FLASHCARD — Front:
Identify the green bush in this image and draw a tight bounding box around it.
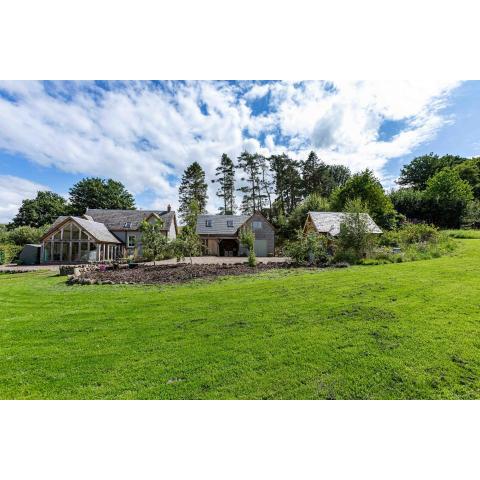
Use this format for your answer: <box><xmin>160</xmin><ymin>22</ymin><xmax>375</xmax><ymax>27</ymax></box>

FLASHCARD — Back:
<box><xmin>380</xmin><ymin>223</ymin><xmax>439</xmax><ymax>247</ymax></box>
<box><xmin>0</xmin><ymin>244</ymin><xmax>23</xmax><ymax>264</ymax></box>
<box><xmin>284</xmin><ymin>232</ymin><xmax>330</xmax><ymax>265</ymax></box>
<box><xmin>239</xmin><ymin>227</ymin><xmax>257</xmax><ymax>267</ymax></box>
<box><xmin>5</xmin><ymin>225</ymin><xmax>49</xmax><ymax>246</ymax></box>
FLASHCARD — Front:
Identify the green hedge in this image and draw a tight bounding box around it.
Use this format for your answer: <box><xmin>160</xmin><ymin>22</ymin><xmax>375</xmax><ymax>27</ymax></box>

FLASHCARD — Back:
<box><xmin>0</xmin><ymin>244</ymin><xmax>23</xmax><ymax>265</ymax></box>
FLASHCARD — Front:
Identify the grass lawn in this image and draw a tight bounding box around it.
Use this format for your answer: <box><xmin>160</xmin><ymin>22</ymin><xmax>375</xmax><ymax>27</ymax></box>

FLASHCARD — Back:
<box><xmin>1</xmin><ymin>238</ymin><xmax>480</xmax><ymax>399</ymax></box>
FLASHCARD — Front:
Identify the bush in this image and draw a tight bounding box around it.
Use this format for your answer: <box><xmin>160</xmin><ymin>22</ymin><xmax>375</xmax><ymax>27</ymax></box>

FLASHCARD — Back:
<box><xmin>380</xmin><ymin>223</ymin><xmax>439</xmax><ymax>247</ymax></box>
<box><xmin>284</xmin><ymin>232</ymin><xmax>330</xmax><ymax>265</ymax></box>
<box><xmin>5</xmin><ymin>225</ymin><xmax>49</xmax><ymax>246</ymax></box>
<box><xmin>239</xmin><ymin>227</ymin><xmax>256</xmax><ymax>267</ymax></box>
<box><xmin>0</xmin><ymin>244</ymin><xmax>23</xmax><ymax>264</ymax></box>
<box><xmin>335</xmin><ymin>198</ymin><xmax>378</xmax><ymax>262</ymax></box>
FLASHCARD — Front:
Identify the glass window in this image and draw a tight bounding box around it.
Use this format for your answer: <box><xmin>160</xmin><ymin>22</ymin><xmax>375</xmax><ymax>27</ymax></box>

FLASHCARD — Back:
<box><xmin>72</xmin><ymin>225</ymin><xmax>80</xmax><ymax>240</ymax></box>
<box><xmin>252</xmin><ymin>221</ymin><xmax>262</xmax><ymax>230</ymax></box>
<box><xmin>72</xmin><ymin>242</ymin><xmax>80</xmax><ymax>261</ymax></box>
<box><xmin>63</xmin><ymin>225</ymin><xmax>71</xmax><ymax>241</ymax></box>
<box><xmin>54</xmin><ymin>231</ymin><xmax>61</xmax><ymax>240</ymax></box>
<box><xmin>53</xmin><ymin>242</ymin><xmax>61</xmax><ymax>261</ymax></box>
<box><xmin>80</xmin><ymin>243</ymin><xmax>89</xmax><ymax>261</ymax></box>
<box><xmin>44</xmin><ymin>243</ymin><xmax>52</xmax><ymax>262</ymax></box>
<box><xmin>61</xmin><ymin>242</ymin><xmax>69</xmax><ymax>262</ymax></box>
<box><xmin>205</xmin><ymin>220</ymin><xmax>212</xmax><ymax>227</ymax></box>
<box><xmin>227</xmin><ymin>220</ymin><xmax>234</xmax><ymax>227</ymax></box>
<box><xmin>128</xmin><ymin>235</ymin><xmax>136</xmax><ymax>247</ymax></box>
<box><xmin>81</xmin><ymin>230</ymin><xmax>89</xmax><ymax>240</ymax></box>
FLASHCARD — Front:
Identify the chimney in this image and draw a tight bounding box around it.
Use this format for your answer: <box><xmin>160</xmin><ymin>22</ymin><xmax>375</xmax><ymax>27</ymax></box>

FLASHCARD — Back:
<box><xmin>167</xmin><ymin>204</ymin><xmax>171</xmax><ymax>212</ymax></box>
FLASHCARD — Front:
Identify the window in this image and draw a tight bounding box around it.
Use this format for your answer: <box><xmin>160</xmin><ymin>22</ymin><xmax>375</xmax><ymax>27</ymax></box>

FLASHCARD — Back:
<box><xmin>128</xmin><ymin>235</ymin><xmax>136</xmax><ymax>247</ymax></box>
<box><xmin>227</xmin><ymin>220</ymin><xmax>234</xmax><ymax>227</ymax></box>
<box><xmin>252</xmin><ymin>221</ymin><xmax>262</xmax><ymax>230</ymax></box>
<box><xmin>72</xmin><ymin>225</ymin><xmax>80</xmax><ymax>240</ymax></box>
<box><xmin>63</xmin><ymin>225</ymin><xmax>71</xmax><ymax>241</ymax></box>
<box><xmin>205</xmin><ymin>220</ymin><xmax>212</xmax><ymax>227</ymax></box>
<box><xmin>124</xmin><ymin>222</ymin><xmax>132</xmax><ymax>228</ymax></box>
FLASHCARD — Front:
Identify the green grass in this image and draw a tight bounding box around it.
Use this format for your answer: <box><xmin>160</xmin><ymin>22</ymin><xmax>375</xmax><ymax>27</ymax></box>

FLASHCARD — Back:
<box><xmin>1</xmin><ymin>239</ymin><xmax>480</xmax><ymax>399</ymax></box>
<box><xmin>444</xmin><ymin>229</ymin><xmax>480</xmax><ymax>239</ymax></box>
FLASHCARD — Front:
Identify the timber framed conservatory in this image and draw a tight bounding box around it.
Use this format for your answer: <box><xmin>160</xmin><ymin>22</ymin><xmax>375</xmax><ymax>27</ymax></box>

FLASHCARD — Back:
<box><xmin>40</xmin><ymin>216</ymin><xmax>123</xmax><ymax>263</ymax></box>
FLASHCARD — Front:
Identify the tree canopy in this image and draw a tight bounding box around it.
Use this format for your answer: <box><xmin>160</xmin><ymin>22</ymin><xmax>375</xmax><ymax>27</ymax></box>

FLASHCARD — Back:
<box><xmin>424</xmin><ymin>168</ymin><xmax>473</xmax><ymax>228</ymax></box>
<box><xmin>9</xmin><ymin>191</ymin><xmax>68</xmax><ymax>228</ymax></box>
<box><xmin>69</xmin><ymin>177</ymin><xmax>135</xmax><ymax>215</ymax></box>
<box><xmin>397</xmin><ymin>153</ymin><xmax>466</xmax><ymax>190</ymax></box>
<box><xmin>331</xmin><ymin>169</ymin><xmax>397</xmax><ymax>228</ymax></box>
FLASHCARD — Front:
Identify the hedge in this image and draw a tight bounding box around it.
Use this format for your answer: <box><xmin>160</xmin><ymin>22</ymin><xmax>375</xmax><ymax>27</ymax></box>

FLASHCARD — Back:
<box><xmin>0</xmin><ymin>244</ymin><xmax>23</xmax><ymax>265</ymax></box>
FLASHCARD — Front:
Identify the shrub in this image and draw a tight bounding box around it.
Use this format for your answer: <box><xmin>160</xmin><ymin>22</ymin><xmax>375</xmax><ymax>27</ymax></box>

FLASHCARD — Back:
<box><xmin>0</xmin><ymin>244</ymin><xmax>23</xmax><ymax>264</ymax></box>
<box><xmin>3</xmin><ymin>225</ymin><xmax>49</xmax><ymax>246</ymax></box>
<box><xmin>380</xmin><ymin>223</ymin><xmax>439</xmax><ymax>247</ymax></box>
<box><xmin>239</xmin><ymin>227</ymin><xmax>256</xmax><ymax>267</ymax></box>
<box><xmin>284</xmin><ymin>232</ymin><xmax>330</xmax><ymax>265</ymax></box>
<box><xmin>336</xmin><ymin>198</ymin><xmax>378</xmax><ymax>262</ymax></box>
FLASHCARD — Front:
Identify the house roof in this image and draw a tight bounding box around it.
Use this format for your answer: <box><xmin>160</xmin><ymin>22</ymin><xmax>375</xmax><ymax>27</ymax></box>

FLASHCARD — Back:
<box><xmin>306</xmin><ymin>212</ymin><xmax>382</xmax><ymax>236</ymax></box>
<box><xmin>86</xmin><ymin>209</ymin><xmax>175</xmax><ymax>231</ymax></box>
<box><xmin>42</xmin><ymin>216</ymin><xmax>122</xmax><ymax>243</ymax></box>
<box><xmin>196</xmin><ymin>214</ymin><xmax>250</xmax><ymax>235</ymax></box>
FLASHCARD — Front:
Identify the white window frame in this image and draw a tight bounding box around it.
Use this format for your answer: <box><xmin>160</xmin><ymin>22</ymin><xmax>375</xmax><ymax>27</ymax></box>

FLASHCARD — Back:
<box><xmin>205</xmin><ymin>220</ymin><xmax>212</xmax><ymax>227</ymax></box>
<box><xmin>252</xmin><ymin>221</ymin><xmax>262</xmax><ymax>230</ymax></box>
<box><xmin>227</xmin><ymin>220</ymin><xmax>234</xmax><ymax>227</ymax></box>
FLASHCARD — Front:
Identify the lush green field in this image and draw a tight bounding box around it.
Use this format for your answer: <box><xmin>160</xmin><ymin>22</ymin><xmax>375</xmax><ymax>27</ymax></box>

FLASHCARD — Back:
<box><xmin>1</xmin><ymin>239</ymin><xmax>480</xmax><ymax>399</ymax></box>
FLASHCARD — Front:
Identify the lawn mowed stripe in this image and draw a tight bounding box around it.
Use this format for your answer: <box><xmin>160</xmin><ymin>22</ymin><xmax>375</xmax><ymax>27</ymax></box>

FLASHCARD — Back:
<box><xmin>1</xmin><ymin>240</ymin><xmax>480</xmax><ymax>399</ymax></box>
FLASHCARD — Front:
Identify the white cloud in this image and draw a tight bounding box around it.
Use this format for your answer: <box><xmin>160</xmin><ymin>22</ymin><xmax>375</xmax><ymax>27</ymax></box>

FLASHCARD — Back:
<box><xmin>0</xmin><ymin>175</ymin><xmax>49</xmax><ymax>224</ymax></box>
<box><xmin>0</xmin><ymin>80</ymin><xmax>461</xmax><ymax>219</ymax></box>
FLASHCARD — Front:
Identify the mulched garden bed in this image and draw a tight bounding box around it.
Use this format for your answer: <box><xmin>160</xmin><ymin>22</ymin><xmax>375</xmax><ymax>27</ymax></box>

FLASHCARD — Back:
<box><xmin>77</xmin><ymin>261</ymin><xmax>296</xmax><ymax>285</ymax></box>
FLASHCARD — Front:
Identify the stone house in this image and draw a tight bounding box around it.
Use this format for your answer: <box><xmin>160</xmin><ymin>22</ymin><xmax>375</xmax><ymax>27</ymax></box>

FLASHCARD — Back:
<box><xmin>196</xmin><ymin>212</ymin><xmax>275</xmax><ymax>257</ymax></box>
<box><xmin>39</xmin><ymin>207</ymin><xmax>177</xmax><ymax>263</ymax></box>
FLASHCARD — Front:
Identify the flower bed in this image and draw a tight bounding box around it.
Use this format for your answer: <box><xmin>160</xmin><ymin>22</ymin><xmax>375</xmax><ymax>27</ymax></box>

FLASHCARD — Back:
<box><xmin>69</xmin><ymin>261</ymin><xmax>296</xmax><ymax>285</ymax></box>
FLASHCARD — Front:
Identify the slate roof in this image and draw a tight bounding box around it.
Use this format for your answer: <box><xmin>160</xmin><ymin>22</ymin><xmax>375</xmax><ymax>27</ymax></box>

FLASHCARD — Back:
<box><xmin>307</xmin><ymin>212</ymin><xmax>382</xmax><ymax>236</ymax></box>
<box><xmin>196</xmin><ymin>214</ymin><xmax>250</xmax><ymax>235</ymax></box>
<box><xmin>86</xmin><ymin>209</ymin><xmax>175</xmax><ymax>231</ymax></box>
<box><xmin>42</xmin><ymin>216</ymin><xmax>122</xmax><ymax>243</ymax></box>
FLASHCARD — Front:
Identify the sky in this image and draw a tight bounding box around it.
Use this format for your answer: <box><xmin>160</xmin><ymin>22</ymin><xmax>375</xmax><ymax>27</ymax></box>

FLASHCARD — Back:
<box><xmin>1</xmin><ymin>80</ymin><xmax>480</xmax><ymax>224</ymax></box>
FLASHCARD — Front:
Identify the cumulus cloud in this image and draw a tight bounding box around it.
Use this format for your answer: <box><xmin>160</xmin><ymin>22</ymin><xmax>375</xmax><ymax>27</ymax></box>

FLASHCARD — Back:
<box><xmin>0</xmin><ymin>80</ymin><xmax>461</xmax><ymax>219</ymax></box>
<box><xmin>0</xmin><ymin>175</ymin><xmax>49</xmax><ymax>223</ymax></box>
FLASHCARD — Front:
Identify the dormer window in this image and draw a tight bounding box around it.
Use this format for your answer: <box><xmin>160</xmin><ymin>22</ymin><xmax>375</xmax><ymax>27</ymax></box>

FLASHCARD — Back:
<box><xmin>124</xmin><ymin>222</ymin><xmax>132</xmax><ymax>228</ymax></box>
<box><xmin>227</xmin><ymin>220</ymin><xmax>234</xmax><ymax>227</ymax></box>
<box><xmin>205</xmin><ymin>220</ymin><xmax>212</xmax><ymax>227</ymax></box>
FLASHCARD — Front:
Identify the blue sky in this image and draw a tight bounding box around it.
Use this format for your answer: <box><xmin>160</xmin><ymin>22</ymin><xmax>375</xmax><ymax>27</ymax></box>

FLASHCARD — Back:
<box><xmin>1</xmin><ymin>80</ymin><xmax>479</xmax><ymax>223</ymax></box>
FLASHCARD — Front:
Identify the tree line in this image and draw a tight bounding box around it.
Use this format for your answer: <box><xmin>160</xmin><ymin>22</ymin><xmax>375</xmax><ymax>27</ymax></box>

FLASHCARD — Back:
<box><xmin>179</xmin><ymin>150</ymin><xmax>480</xmax><ymax>237</ymax></box>
<box><xmin>178</xmin><ymin>151</ymin><xmax>353</xmax><ymax>225</ymax></box>
<box><xmin>392</xmin><ymin>153</ymin><xmax>480</xmax><ymax>228</ymax></box>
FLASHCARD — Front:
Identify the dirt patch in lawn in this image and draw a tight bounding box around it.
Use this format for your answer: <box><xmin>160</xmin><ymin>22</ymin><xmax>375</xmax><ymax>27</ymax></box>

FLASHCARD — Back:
<box><xmin>81</xmin><ymin>261</ymin><xmax>296</xmax><ymax>285</ymax></box>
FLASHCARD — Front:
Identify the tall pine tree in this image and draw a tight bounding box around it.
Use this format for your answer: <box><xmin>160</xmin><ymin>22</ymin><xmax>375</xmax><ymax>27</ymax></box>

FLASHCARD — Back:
<box><xmin>178</xmin><ymin>162</ymin><xmax>208</xmax><ymax>223</ymax></box>
<box><xmin>237</xmin><ymin>151</ymin><xmax>262</xmax><ymax>214</ymax></box>
<box><xmin>269</xmin><ymin>154</ymin><xmax>303</xmax><ymax>217</ymax></box>
<box><xmin>213</xmin><ymin>153</ymin><xmax>236</xmax><ymax>214</ymax></box>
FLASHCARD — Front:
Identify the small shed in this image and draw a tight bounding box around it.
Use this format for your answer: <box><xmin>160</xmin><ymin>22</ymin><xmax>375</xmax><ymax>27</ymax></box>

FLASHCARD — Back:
<box><xmin>19</xmin><ymin>244</ymin><xmax>41</xmax><ymax>265</ymax></box>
